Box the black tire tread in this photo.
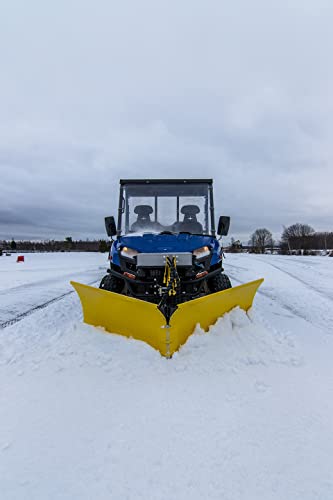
[208,272,232,293]
[99,274,123,293]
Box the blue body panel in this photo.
[111,233,221,266]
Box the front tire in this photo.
[99,274,123,293]
[208,272,232,293]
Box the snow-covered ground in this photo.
[0,253,105,325]
[1,253,332,500]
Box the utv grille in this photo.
[149,269,163,278]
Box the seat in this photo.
[174,205,203,234]
[131,205,156,232]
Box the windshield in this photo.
[121,182,211,235]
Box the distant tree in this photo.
[250,228,273,254]
[64,236,73,251]
[281,223,315,253]
[98,240,108,253]
[281,223,314,241]
[10,239,17,250]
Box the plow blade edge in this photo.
[71,278,264,357]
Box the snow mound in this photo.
[176,307,301,371]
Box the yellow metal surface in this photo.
[71,278,264,357]
[70,281,169,356]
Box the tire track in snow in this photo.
[227,258,333,335]
[227,270,310,322]
[253,257,333,302]
[0,280,99,329]
[0,268,105,297]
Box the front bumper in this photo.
[109,266,221,302]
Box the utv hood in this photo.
[111,233,219,265]
[120,233,216,251]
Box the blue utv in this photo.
[71,179,263,357]
[101,179,231,321]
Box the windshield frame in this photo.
[117,179,215,237]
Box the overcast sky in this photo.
[0,0,332,242]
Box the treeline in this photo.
[0,238,110,253]
[228,223,333,255]
[280,226,333,253]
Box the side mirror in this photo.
[217,216,230,236]
[105,216,117,237]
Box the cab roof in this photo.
[120,179,213,185]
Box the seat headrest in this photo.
[134,205,153,216]
[181,205,200,216]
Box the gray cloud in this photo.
[0,0,332,242]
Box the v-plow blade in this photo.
[71,279,264,357]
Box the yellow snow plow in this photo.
[71,278,263,357]
[71,179,264,357]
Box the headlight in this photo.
[193,246,210,259]
[120,246,138,259]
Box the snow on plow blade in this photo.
[71,279,264,357]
